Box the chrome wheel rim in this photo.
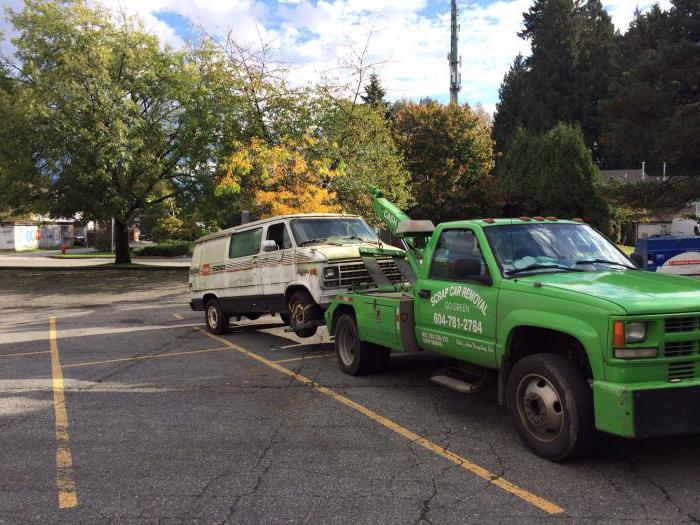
[338,324,356,367]
[207,305,218,328]
[516,373,564,442]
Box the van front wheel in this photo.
[205,299,228,335]
[287,290,319,338]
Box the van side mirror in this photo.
[262,240,278,252]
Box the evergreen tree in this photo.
[499,123,610,229]
[360,72,386,107]
[492,55,531,154]
[601,0,699,198]
[493,0,616,158]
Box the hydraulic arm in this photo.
[369,187,434,276]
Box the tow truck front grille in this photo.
[324,258,403,288]
[664,341,696,357]
[668,361,696,381]
[666,317,699,333]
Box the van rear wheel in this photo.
[205,299,228,335]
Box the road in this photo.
[0,253,190,268]
[1,269,700,523]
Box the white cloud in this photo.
[0,0,677,109]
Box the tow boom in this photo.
[369,187,434,276]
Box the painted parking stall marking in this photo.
[198,328,564,515]
[49,316,78,509]
[62,346,231,369]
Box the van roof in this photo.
[194,213,361,244]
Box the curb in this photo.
[0,265,188,272]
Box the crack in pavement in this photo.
[628,461,700,523]
[219,415,288,524]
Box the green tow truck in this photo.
[324,189,700,460]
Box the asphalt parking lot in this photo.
[2,269,700,524]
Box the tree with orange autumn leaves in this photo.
[218,137,342,219]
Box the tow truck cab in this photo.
[324,198,700,461]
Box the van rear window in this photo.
[229,228,262,258]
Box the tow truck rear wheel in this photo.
[334,314,374,376]
[506,353,594,461]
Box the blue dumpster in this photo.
[634,236,700,275]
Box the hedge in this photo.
[133,240,193,257]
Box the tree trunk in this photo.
[114,218,131,264]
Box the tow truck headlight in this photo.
[613,320,647,346]
[323,266,339,280]
[625,322,646,343]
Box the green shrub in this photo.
[133,240,193,257]
[150,216,203,242]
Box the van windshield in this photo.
[290,218,378,246]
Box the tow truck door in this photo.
[413,227,498,367]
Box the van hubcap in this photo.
[516,374,564,442]
[207,306,218,328]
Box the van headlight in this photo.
[323,266,339,280]
[625,322,646,343]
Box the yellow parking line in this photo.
[49,317,78,509]
[173,313,184,320]
[62,347,229,369]
[198,328,564,515]
[0,350,51,357]
[273,354,334,364]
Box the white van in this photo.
[189,213,404,336]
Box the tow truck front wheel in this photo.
[334,314,375,376]
[506,354,594,461]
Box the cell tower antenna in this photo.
[448,0,461,104]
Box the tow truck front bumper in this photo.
[594,379,700,438]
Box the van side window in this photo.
[267,223,292,250]
[429,229,488,282]
[229,228,262,259]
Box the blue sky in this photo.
[2,0,671,112]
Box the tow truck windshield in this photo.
[290,218,378,247]
[484,222,635,277]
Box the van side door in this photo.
[225,227,264,313]
[257,222,295,312]
[413,227,498,367]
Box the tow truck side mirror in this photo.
[630,252,644,268]
[454,258,493,286]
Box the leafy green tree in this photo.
[361,72,387,108]
[601,0,699,208]
[498,123,610,228]
[150,216,204,243]
[393,101,499,223]
[311,97,412,223]
[493,0,616,158]
[0,0,219,263]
